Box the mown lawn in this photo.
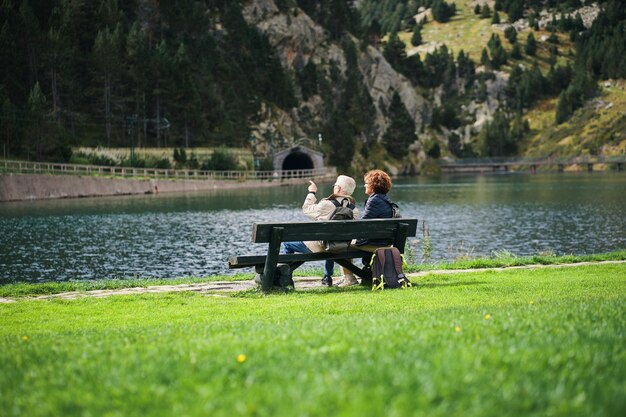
[1,263,624,417]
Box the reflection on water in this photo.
[1,173,625,282]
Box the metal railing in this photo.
[0,160,335,181]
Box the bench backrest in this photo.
[252,218,418,243]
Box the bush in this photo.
[431,0,456,23]
[426,141,441,159]
[202,148,239,171]
[83,152,116,166]
[411,26,422,47]
[504,26,517,44]
[525,33,537,56]
[258,157,274,171]
[187,153,200,170]
[153,158,172,169]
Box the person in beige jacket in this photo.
[282,175,360,287]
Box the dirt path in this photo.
[1,260,623,303]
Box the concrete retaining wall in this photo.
[0,174,297,202]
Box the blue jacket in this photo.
[356,193,393,246]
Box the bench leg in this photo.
[335,259,371,284]
[261,227,284,292]
[286,261,304,270]
[393,223,409,252]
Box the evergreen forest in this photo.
[1,0,625,169]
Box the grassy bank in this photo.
[1,262,624,417]
[1,250,624,298]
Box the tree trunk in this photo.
[185,118,189,148]
[105,72,111,146]
[51,67,60,122]
[156,79,161,147]
[142,91,147,148]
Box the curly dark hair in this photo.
[364,170,392,194]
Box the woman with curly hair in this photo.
[352,169,397,279]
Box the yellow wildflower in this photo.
[236,354,247,364]
[484,314,492,320]
[454,326,462,332]
[21,335,28,342]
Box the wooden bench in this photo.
[228,218,418,291]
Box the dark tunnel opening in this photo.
[282,151,314,177]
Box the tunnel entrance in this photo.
[273,145,324,178]
[282,150,314,171]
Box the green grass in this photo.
[405,249,626,273]
[1,251,624,298]
[0,274,254,298]
[400,0,574,73]
[1,263,624,417]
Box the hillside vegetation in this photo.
[522,79,626,158]
[363,0,626,163]
[1,0,625,174]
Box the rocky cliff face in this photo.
[242,0,429,153]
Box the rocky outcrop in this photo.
[494,2,602,33]
[242,0,428,146]
[357,43,428,132]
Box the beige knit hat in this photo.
[334,175,356,196]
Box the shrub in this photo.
[202,148,239,171]
[525,33,537,56]
[153,158,172,169]
[504,26,517,44]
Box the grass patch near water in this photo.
[1,263,624,417]
[0,274,254,298]
[1,251,624,298]
[404,249,626,273]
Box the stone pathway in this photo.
[1,260,623,303]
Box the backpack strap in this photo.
[327,197,355,210]
[370,248,387,291]
[390,249,411,288]
[384,199,400,218]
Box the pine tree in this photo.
[383,32,407,71]
[481,4,491,19]
[481,47,491,68]
[26,82,49,160]
[298,60,318,101]
[323,109,355,171]
[173,42,203,148]
[504,26,517,44]
[126,22,151,147]
[492,11,501,25]
[411,25,422,47]
[525,32,537,56]
[383,92,415,159]
[479,111,515,156]
[511,42,522,59]
[555,89,572,124]
[1,95,17,158]
[488,34,507,69]
[507,0,524,22]
[93,24,123,146]
[365,18,382,44]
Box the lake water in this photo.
[1,173,625,282]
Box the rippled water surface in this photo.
[1,173,625,281]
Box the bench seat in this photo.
[228,218,418,291]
